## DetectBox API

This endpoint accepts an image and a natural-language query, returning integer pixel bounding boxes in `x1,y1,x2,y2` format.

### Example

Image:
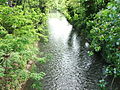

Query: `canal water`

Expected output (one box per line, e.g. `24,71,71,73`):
38,12,104,90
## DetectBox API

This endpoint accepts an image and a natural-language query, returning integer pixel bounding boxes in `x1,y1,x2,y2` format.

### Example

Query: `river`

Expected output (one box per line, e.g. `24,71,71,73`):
24,12,106,90
38,12,104,90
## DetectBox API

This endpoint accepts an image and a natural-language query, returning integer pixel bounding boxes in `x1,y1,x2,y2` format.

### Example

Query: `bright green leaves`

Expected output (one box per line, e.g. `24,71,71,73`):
0,66,5,77
30,72,45,81
88,51,94,56
37,57,47,63
99,79,107,90
0,26,8,38
37,53,52,64
30,72,46,89
95,46,101,52
0,2,48,89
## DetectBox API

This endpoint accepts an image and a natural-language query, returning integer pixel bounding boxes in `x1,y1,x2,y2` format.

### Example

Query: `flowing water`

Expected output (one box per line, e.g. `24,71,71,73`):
37,12,104,90
24,12,105,90
24,12,120,90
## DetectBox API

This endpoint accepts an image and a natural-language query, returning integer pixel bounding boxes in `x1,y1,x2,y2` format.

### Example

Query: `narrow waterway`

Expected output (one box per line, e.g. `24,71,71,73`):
37,12,104,90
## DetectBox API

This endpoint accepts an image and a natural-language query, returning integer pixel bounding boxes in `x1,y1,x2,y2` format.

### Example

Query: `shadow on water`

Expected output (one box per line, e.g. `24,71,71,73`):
68,28,120,90
67,28,76,47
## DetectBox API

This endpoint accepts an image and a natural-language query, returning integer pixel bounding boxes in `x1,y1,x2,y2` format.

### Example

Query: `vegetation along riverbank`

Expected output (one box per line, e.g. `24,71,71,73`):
0,0,120,89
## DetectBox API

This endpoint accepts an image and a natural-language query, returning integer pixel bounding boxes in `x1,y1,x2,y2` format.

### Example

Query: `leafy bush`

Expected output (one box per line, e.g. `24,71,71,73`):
88,1,120,76
0,4,47,89
64,0,120,77
62,0,120,88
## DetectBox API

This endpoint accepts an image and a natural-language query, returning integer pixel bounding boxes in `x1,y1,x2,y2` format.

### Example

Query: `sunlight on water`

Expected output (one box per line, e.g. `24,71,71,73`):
48,18,72,43
39,12,104,90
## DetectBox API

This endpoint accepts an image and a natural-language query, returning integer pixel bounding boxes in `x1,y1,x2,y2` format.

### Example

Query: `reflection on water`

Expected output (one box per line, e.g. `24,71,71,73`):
39,12,104,90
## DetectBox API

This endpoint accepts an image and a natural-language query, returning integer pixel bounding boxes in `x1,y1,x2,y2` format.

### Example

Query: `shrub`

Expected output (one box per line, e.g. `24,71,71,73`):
0,5,47,89
88,1,120,76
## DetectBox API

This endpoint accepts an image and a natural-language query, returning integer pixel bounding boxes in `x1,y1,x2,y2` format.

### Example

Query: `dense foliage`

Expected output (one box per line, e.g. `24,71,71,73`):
63,0,120,88
88,1,120,76
0,0,120,89
0,0,48,89
69,0,120,77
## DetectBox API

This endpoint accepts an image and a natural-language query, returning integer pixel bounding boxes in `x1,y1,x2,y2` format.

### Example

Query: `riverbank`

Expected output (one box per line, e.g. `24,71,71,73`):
64,0,120,89
0,2,48,89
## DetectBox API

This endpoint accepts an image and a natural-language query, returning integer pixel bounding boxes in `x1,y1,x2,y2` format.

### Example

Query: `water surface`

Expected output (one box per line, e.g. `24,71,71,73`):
39,13,104,90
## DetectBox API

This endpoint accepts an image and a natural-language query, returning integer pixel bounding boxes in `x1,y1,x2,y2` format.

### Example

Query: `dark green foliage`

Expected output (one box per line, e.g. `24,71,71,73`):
65,0,120,76
88,1,120,76
63,0,120,88
0,0,7,4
